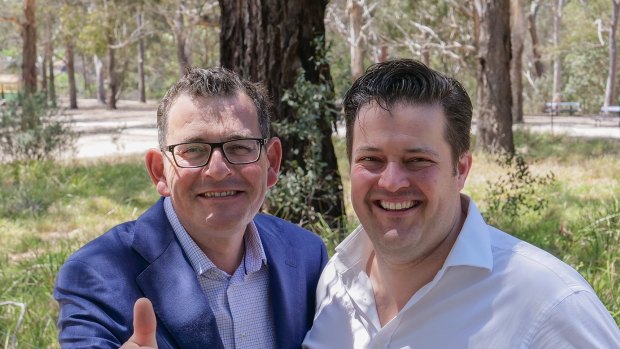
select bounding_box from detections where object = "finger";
[127,297,158,348]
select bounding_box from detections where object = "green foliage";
[269,68,342,229]
[564,199,620,320]
[0,93,76,163]
[0,159,155,220]
[268,35,344,234]
[0,157,158,348]
[483,153,555,225]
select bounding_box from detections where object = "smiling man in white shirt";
[303,59,620,348]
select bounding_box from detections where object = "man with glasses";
[54,67,328,348]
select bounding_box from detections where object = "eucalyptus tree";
[474,0,515,154]
[0,0,37,95]
[219,0,345,230]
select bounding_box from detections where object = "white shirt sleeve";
[527,290,620,348]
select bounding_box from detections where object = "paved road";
[63,100,620,160]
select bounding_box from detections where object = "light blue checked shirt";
[164,198,276,349]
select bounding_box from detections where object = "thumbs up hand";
[119,298,158,349]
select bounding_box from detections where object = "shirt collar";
[442,195,493,271]
[163,197,267,277]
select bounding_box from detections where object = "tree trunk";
[41,45,47,93]
[66,42,78,109]
[511,0,525,123]
[107,39,118,110]
[474,0,514,154]
[81,53,89,94]
[174,5,190,77]
[604,0,620,110]
[21,0,37,95]
[94,55,106,104]
[347,0,365,80]
[552,0,564,103]
[48,39,56,107]
[219,0,344,229]
[528,0,544,78]
[137,12,147,103]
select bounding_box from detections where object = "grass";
[0,130,619,347]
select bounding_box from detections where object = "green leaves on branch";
[483,153,555,224]
[0,93,76,163]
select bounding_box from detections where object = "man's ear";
[265,137,282,188]
[456,151,473,191]
[145,148,171,197]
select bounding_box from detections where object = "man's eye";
[227,144,253,154]
[180,145,207,154]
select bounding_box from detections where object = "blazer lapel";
[133,199,225,349]
[258,218,303,349]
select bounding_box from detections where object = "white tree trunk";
[604,0,620,110]
[347,0,365,80]
[552,0,564,102]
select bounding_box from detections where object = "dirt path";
[62,99,620,160]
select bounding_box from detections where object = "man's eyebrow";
[355,145,440,157]
[177,134,254,143]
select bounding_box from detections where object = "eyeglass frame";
[163,138,269,168]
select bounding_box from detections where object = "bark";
[137,12,146,103]
[378,45,389,62]
[528,0,544,78]
[474,0,514,154]
[41,45,47,93]
[511,0,525,123]
[81,54,89,94]
[48,41,56,107]
[107,36,118,110]
[552,0,564,103]
[66,42,78,109]
[94,55,106,104]
[347,0,365,80]
[219,0,344,229]
[604,0,620,110]
[174,4,190,77]
[21,0,37,95]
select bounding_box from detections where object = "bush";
[0,93,76,162]
[483,153,555,225]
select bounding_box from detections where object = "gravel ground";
[61,99,620,160]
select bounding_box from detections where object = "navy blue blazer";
[54,198,328,348]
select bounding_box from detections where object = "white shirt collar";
[333,194,493,277]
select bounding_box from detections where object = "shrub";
[0,93,76,162]
[483,153,555,225]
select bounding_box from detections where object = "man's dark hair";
[157,67,273,148]
[343,59,472,168]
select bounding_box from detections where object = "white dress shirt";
[303,196,620,349]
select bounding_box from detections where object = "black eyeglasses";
[164,138,268,168]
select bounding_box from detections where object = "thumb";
[127,297,158,348]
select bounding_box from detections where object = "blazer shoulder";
[254,213,324,246]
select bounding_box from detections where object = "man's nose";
[203,148,232,180]
[377,162,410,192]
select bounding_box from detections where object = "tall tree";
[552,0,565,102]
[22,0,37,95]
[219,0,344,228]
[511,0,525,123]
[474,0,514,154]
[347,0,365,80]
[1,0,38,95]
[527,0,544,78]
[66,41,78,109]
[137,11,147,103]
[604,0,620,110]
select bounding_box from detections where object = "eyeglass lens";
[172,139,262,167]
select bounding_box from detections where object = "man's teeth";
[203,191,236,198]
[379,200,416,210]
